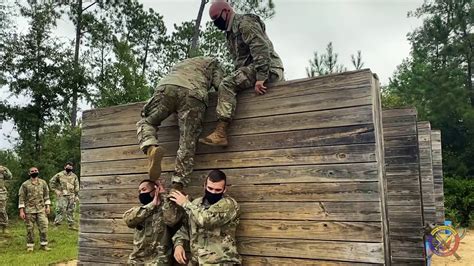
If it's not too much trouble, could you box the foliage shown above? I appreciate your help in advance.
[0,220,78,264]
[306,42,365,77]
[444,176,474,227]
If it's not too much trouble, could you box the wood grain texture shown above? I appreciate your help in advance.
[431,130,445,225]
[417,122,436,225]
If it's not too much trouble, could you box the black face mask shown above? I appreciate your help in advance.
[139,189,155,205]
[65,168,73,173]
[30,172,39,178]
[204,189,224,205]
[213,11,227,31]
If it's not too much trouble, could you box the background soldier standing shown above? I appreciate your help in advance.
[0,165,13,234]
[136,56,223,190]
[49,162,79,229]
[18,167,51,252]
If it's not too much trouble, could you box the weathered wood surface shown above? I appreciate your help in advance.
[382,109,425,264]
[417,122,436,224]
[431,130,445,225]
[79,70,390,264]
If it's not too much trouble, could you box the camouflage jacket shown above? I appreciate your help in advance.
[0,165,12,193]
[18,178,51,214]
[226,13,284,81]
[49,170,79,197]
[173,195,241,265]
[157,56,223,106]
[123,196,185,265]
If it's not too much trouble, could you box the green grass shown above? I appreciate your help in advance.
[0,218,78,265]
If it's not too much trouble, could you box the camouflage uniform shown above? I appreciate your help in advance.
[216,13,285,121]
[18,178,51,248]
[136,56,223,185]
[49,170,79,226]
[0,165,13,229]
[123,196,185,265]
[173,195,241,265]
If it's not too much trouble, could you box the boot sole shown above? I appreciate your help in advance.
[149,147,166,180]
[198,138,228,147]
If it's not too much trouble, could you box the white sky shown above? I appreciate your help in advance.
[0,0,423,149]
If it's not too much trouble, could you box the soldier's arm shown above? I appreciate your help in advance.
[74,174,80,196]
[43,181,51,206]
[240,19,271,82]
[122,203,156,229]
[49,173,60,192]
[183,198,239,229]
[18,183,26,209]
[162,198,185,227]
[211,60,224,90]
[172,222,190,248]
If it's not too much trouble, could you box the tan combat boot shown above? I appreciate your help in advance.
[40,245,51,251]
[199,121,229,146]
[147,146,166,181]
[0,225,8,234]
[26,244,34,252]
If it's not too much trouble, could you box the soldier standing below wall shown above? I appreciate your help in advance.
[49,162,79,230]
[170,170,241,265]
[123,179,185,265]
[18,167,51,252]
[136,56,223,191]
[200,1,285,147]
[0,165,13,234]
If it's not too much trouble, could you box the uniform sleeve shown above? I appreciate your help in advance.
[18,183,25,209]
[122,203,156,229]
[240,18,271,82]
[211,60,224,90]
[2,167,12,180]
[49,173,60,192]
[182,198,239,229]
[43,181,51,205]
[74,174,80,195]
[172,222,189,248]
[162,197,185,227]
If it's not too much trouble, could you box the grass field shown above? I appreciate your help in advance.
[0,219,78,265]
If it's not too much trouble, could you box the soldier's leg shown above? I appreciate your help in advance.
[200,66,256,146]
[37,212,50,250]
[53,196,66,225]
[66,197,75,226]
[171,96,206,188]
[137,85,177,180]
[0,193,8,233]
[25,213,36,250]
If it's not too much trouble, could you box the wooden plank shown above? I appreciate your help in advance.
[81,201,382,221]
[237,237,384,263]
[79,246,130,264]
[80,163,379,190]
[79,182,380,204]
[81,104,374,148]
[417,122,436,225]
[431,130,444,225]
[81,144,377,176]
[242,256,380,266]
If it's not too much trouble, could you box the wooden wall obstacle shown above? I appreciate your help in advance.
[382,109,425,265]
[79,70,392,265]
[431,130,445,225]
[417,122,436,225]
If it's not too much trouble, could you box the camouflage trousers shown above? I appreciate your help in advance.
[136,84,206,186]
[0,191,7,227]
[54,195,75,225]
[216,65,284,122]
[25,212,48,247]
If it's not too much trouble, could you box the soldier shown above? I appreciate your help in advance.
[170,169,241,265]
[136,56,223,190]
[0,165,12,234]
[49,162,79,229]
[199,1,285,147]
[18,167,51,252]
[123,179,185,265]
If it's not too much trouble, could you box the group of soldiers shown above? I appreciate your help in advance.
[0,162,80,252]
[126,1,284,265]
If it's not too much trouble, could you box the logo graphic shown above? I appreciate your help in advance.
[426,225,461,259]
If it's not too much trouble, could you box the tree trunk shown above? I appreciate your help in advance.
[189,0,207,57]
[142,28,151,77]
[71,0,82,127]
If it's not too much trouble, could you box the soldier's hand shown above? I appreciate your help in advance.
[174,245,187,264]
[169,191,189,206]
[20,209,26,220]
[255,80,267,95]
[152,185,161,206]
[45,205,51,215]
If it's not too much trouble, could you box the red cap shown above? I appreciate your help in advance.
[209,1,233,20]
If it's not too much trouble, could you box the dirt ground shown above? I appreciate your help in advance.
[53,260,77,266]
[432,229,474,266]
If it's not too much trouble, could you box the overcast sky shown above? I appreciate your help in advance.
[0,0,423,149]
